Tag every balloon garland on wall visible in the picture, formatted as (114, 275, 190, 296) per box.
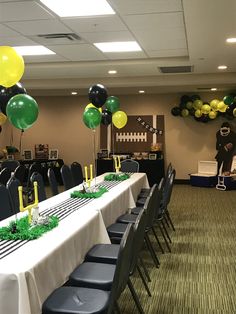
(0, 46, 39, 132)
(170, 94, 236, 123)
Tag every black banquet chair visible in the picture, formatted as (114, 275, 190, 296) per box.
(6, 176, 21, 214)
(0, 184, 13, 221)
(0, 167, 11, 186)
(42, 224, 135, 314)
(120, 159, 139, 172)
(1, 160, 20, 173)
(13, 164, 26, 185)
(60, 164, 75, 191)
(47, 168, 59, 196)
(70, 162, 83, 186)
(30, 172, 47, 202)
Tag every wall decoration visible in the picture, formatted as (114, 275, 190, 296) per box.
(49, 149, 59, 160)
(170, 94, 236, 123)
(23, 149, 33, 160)
(100, 115, 164, 154)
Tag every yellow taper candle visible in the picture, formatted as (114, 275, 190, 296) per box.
(84, 166, 88, 183)
(90, 164, 93, 181)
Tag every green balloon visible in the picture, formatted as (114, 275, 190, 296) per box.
(223, 95, 234, 106)
(83, 107, 101, 129)
(6, 94, 39, 130)
(105, 96, 120, 113)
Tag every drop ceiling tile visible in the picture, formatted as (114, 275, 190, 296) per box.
(135, 28, 187, 51)
(0, 35, 38, 46)
(62, 15, 127, 33)
(123, 12, 184, 30)
(46, 44, 107, 61)
(104, 50, 147, 60)
(23, 54, 68, 64)
(80, 30, 135, 44)
(109, 0, 182, 15)
(5, 19, 73, 36)
(0, 1, 54, 22)
(0, 24, 21, 36)
(146, 48, 188, 58)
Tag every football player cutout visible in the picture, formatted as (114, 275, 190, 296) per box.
(215, 122, 236, 174)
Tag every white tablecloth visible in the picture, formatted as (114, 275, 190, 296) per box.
(0, 172, 149, 314)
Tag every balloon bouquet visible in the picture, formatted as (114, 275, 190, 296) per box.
(0, 46, 39, 135)
(82, 84, 128, 188)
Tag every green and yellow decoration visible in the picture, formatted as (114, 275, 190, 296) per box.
(171, 94, 236, 123)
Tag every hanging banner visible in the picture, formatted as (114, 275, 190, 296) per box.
(136, 116, 163, 135)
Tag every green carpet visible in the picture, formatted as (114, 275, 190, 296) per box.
(118, 185, 236, 313)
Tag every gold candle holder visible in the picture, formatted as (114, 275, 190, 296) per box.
(84, 164, 93, 188)
(114, 156, 121, 173)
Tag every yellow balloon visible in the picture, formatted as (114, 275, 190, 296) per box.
(201, 104, 211, 114)
(112, 111, 128, 129)
(210, 99, 219, 111)
(193, 99, 203, 110)
(0, 46, 25, 88)
(85, 103, 102, 113)
(0, 112, 7, 125)
(208, 110, 217, 119)
(233, 108, 236, 117)
(181, 109, 189, 117)
(217, 101, 227, 112)
(195, 109, 202, 118)
(186, 101, 193, 110)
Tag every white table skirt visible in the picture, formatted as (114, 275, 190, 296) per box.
(0, 172, 149, 314)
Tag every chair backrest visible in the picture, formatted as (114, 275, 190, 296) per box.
(162, 169, 176, 211)
(60, 165, 75, 190)
(121, 159, 139, 173)
(70, 162, 83, 186)
(145, 184, 162, 229)
(1, 160, 20, 172)
(30, 172, 47, 202)
(14, 164, 26, 185)
(0, 167, 11, 185)
(26, 162, 42, 190)
(108, 223, 134, 314)
(47, 168, 59, 196)
(6, 176, 21, 214)
(129, 208, 147, 274)
(0, 184, 13, 221)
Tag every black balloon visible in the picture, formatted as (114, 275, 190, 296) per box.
(171, 106, 181, 116)
(101, 109, 112, 126)
(0, 126, 2, 133)
(200, 114, 209, 123)
(0, 82, 27, 115)
(180, 95, 191, 104)
(191, 94, 201, 102)
(88, 84, 108, 108)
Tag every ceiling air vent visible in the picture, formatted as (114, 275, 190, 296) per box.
(37, 33, 81, 41)
(159, 66, 192, 73)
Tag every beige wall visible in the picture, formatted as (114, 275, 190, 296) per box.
(1, 92, 235, 179)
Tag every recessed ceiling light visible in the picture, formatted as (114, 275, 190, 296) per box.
(94, 41, 142, 52)
(139, 90, 145, 94)
(211, 88, 217, 91)
(226, 37, 236, 43)
(218, 65, 227, 70)
(108, 70, 117, 74)
(71, 91, 78, 95)
(13, 45, 55, 56)
(40, 0, 115, 17)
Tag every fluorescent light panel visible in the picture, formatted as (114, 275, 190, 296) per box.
(211, 88, 217, 91)
(108, 70, 117, 74)
(40, 0, 115, 17)
(13, 45, 55, 56)
(226, 37, 236, 43)
(94, 41, 142, 52)
(139, 90, 145, 94)
(218, 65, 227, 70)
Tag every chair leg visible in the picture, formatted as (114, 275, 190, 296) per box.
(164, 215, 170, 228)
(127, 278, 145, 314)
(161, 220, 172, 243)
(151, 226, 165, 254)
(138, 256, 151, 282)
(145, 234, 160, 268)
(166, 210, 175, 231)
(158, 223, 171, 252)
(136, 264, 152, 297)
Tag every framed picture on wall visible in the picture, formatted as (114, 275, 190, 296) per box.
(23, 149, 33, 160)
(49, 149, 59, 160)
(148, 153, 157, 160)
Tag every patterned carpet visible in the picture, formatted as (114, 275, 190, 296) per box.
(118, 184, 236, 314)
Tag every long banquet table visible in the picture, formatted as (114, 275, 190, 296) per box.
(0, 172, 149, 314)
